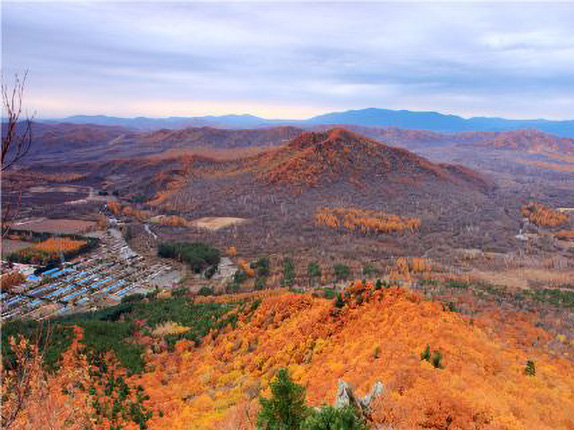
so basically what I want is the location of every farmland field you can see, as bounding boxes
[10,218,97,235]
[1,240,32,256]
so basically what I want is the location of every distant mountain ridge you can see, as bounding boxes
[42,108,574,137]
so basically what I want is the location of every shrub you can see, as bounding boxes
[307,261,322,282]
[255,257,271,278]
[255,278,266,291]
[335,293,345,309]
[172,287,188,298]
[121,293,145,304]
[302,406,369,430]
[204,264,218,279]
[158,242,220,273]
[257,369,309,430]
[234,269,248,285]
[334,263,350,281]
[226,282,240,294]
[445,280,470,289]
[282,258,296,287]
[525,360,536,376]
[322,288,336,300]
[362,263,377,277]
[431,351,444,369]
[420,344,431,362]
[198,286,214,296]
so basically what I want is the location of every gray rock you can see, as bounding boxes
[334,379,385,418]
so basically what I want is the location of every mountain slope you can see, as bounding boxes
[465,129,574,154]
[133,287,574,430]
[255,128,491,189]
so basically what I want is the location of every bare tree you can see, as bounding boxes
[2,72,34,171]
[2,72,35,236]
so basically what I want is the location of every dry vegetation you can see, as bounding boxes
[315,206,421,234]
[521,201,569,227]
[0,272,25,292]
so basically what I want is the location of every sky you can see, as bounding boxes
[2,1,574,120]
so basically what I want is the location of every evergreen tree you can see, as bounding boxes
[431,351,444,369]
[302,406,369,430]
[255,257,271,278]
[525,360,536,376]
[257,369,309,430]
[333,263,350,281]
[307,261,322,285]
[335,293,345,308]
[282,258,296,287]
[420,344,431,362]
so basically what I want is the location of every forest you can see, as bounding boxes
[3,280,574,430]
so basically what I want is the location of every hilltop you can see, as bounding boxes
[466,129,574,154]
[255,128,491,189]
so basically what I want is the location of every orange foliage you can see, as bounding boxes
[238,259,255,277]
[32,237,86,254]
[107,201,122,215]
[148,156,195,206]
[131,286,574,430]
[315,206,421,234]
[122,205,151,221]
[0,272,25,292]
[226,246,237,257]
[1,327,94,430]
[521,202,568,227]
[158,215,189,227]
[555,230,574,240]
[2,327,148,430]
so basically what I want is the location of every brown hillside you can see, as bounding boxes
[257,128,491,189]
[135,126,303,150]
[469,129,574,154]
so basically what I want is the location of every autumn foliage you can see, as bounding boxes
[521,202,568,227]
[0,272,25,292]
[2,326,152,430]
[315,206,421,234]
[129,285,574,430]
[9,237,88,264]
[555,230,574,240]
[32,237,86,253]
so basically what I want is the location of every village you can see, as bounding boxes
[1,223,180,321]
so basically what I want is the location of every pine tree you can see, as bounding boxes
[257,369,309,430]
[525,360,536,376]
[431,351,444,369]
[335,293,345,308]
[420,344,431,362]
[282,258,296,287]
[307,261,322,285]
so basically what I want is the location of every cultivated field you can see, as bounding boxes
[11,218,98,235]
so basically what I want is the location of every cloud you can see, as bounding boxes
[2,1,574,119]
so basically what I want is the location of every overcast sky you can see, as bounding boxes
[3,1,574,119]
